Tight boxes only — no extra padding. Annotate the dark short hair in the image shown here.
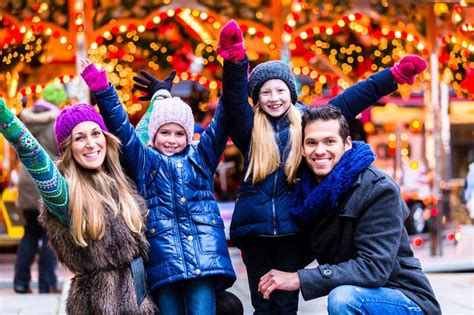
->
[301,104,350,141]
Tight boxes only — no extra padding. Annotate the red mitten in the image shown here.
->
[80,63,109,92]
[390,55,428,85]
[216,19,246,62]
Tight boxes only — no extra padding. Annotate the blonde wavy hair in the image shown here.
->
[57,131,144,247]
[245,103,302,185]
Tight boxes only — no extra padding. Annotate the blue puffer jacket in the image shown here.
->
[93,85,236,293]
[222,58,398,246]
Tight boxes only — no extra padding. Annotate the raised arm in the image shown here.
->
[80,60,147,180]
[133,70,175,145]
[218,19,254,153]
[196,98,228,173]
[0,100,70,225]
[330,55,427,120]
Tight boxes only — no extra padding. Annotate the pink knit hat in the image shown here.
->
[148,97,194,144]
[54,103,108,152]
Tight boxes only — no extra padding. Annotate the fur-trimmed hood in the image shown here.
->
[20,108,59,132]
[20,107,59,122]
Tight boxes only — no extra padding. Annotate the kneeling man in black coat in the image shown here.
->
[258,105,440,315]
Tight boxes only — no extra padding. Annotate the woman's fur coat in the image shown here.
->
[39,201,157,314]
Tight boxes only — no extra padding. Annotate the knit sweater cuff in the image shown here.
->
[0,106,15,129]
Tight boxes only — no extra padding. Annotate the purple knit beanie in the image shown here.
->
[148,97,194,144]
[54,103,108,151]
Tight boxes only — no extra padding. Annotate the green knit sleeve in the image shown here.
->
[135,104,153,145]
[0,104,70,225]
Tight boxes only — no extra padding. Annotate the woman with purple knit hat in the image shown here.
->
[0,99,156,314]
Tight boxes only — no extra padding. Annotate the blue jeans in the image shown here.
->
[14,211,58,292]
[328,285,425,315]
[153,277,215,315]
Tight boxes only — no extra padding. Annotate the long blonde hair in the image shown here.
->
[244,104,302,185]
[57,131,144,247]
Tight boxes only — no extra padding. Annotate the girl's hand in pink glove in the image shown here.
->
[390,55,428,85]
[80,58,109,92]
[216,19,246,62]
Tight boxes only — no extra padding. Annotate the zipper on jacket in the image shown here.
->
[272,172,278,235]
[271,117,285,235]
[169,156,187,276]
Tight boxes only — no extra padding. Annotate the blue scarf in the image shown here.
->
[290,141,375,225]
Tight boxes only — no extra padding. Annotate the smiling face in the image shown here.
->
[258,79,292,117]
[302,119,352,182]
[153,123,188,155]
[70,121,107,170]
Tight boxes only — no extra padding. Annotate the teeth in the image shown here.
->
[84,152,99,157]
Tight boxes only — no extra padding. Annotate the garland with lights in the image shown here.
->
[283,1,473,98]
[87,10,226,117]
[287,15,427,99]
[0,15,74,73]
[1,0,70,29]
[198,0,274,28]
[0,21,44,72]
[93,0,170,28]
[1,1,472,101]
[373,1,473,98]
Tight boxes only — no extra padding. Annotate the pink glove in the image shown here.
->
[216,19,246,62]
[80,63,109,92]
[390,55,427,85]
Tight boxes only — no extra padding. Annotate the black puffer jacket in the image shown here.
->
[222,58,398,245]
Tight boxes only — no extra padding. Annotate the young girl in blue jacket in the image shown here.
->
[216,19,428,314]
[81,60,236,315]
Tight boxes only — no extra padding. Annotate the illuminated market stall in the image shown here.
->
[0,0,473,234]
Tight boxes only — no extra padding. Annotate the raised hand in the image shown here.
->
[80,58,109,92]
[133,70,176,101]
[390,55,428,85]
[216,19,246,62]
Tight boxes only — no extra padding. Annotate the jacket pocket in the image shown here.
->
[145,219,176,264]
[389,256,422,283]
[191,213,228,255]
[236,188,258,199]
[398,256,422,269]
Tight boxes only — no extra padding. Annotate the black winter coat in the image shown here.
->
[297,166,441,315]
[222,58,398,245]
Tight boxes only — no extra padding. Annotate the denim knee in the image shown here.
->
[328,285,425,315]
[327,285,361,314]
